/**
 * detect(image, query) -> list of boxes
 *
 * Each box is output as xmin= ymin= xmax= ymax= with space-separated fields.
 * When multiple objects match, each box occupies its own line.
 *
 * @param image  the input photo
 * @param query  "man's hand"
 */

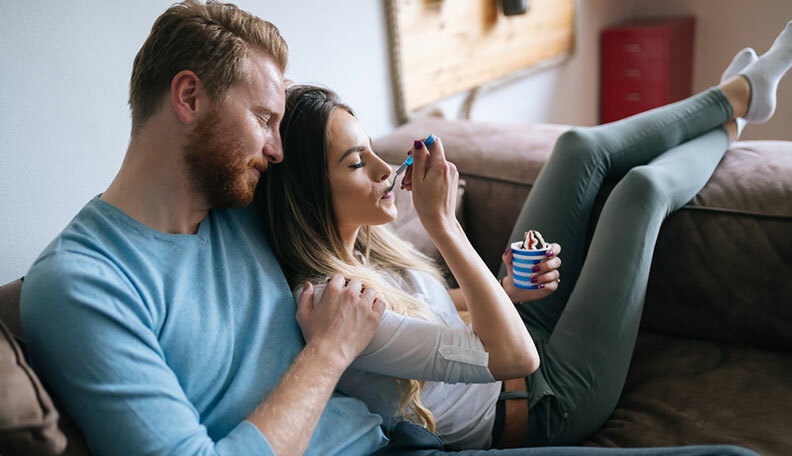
xmin=296 ymin=276 xmax=385 ymax=370
xmin=251 ymin=276 xmax=384 ymax=456
xmin=501 ymin=243 xmax=562 ymax=303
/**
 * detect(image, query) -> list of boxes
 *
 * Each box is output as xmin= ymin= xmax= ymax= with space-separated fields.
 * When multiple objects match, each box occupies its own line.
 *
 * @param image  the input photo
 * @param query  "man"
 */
xmin=20 ymin=1 xmax=386 ymax=455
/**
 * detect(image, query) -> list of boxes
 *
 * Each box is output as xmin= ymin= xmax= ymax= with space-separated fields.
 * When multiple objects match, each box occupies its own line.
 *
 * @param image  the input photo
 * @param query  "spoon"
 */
xmin=385 ymin=133 xmax=436 ymax=193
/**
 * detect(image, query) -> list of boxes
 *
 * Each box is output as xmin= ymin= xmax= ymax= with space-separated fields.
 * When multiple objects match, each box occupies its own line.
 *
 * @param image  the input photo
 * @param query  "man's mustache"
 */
xmin=253 ymin=159 xmax=269 ymax=174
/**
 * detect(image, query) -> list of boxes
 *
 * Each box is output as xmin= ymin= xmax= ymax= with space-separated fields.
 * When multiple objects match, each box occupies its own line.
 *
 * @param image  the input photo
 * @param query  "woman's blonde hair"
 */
xmin=260 ymin=85 xmax=446 ymax=431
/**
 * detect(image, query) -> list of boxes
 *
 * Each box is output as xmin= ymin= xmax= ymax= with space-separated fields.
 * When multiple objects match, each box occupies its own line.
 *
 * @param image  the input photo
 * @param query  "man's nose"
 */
xmin=265 ymin=135 xmax=284 ymax=164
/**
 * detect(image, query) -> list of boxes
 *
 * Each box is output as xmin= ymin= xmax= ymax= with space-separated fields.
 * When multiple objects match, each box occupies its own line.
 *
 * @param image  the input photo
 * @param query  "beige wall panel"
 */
xmin=390 ymin=0 xmax=576 ymax=111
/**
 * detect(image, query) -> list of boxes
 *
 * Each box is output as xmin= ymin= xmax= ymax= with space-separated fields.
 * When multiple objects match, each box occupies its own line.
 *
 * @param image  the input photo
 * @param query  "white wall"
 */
xmin=632 ymin=0 xmax=792 ymax=141
xmin=0 ymin=0 xmax=397 ymax=283
xmin=0 ymin=0 xmax=787 ymax=282
xmin=436 ymin=0 xmax=635 ymax=126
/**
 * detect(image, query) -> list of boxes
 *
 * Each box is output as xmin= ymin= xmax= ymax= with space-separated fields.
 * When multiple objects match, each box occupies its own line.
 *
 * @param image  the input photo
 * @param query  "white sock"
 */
xmin=721 ymin=48 xmax=758 ymax=140
xmin=740 ymin=21 xmax=792 ymax=123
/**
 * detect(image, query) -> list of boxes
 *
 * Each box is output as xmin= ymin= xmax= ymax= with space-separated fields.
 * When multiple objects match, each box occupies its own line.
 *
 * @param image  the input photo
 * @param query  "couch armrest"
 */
xmin=0 ymin=279 xmax=23 ymax=341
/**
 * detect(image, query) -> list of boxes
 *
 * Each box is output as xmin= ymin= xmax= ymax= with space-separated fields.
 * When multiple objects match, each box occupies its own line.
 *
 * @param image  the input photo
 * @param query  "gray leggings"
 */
xmin=499 ymin=87 xmax=734 ymax=445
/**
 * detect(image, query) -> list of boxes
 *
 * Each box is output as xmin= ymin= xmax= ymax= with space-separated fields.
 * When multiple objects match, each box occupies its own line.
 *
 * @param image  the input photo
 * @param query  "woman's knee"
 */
xmin=551 ymin=128 xmax=603 ymax=165
xmin=619 ymin=166 xmax=671 ymax=208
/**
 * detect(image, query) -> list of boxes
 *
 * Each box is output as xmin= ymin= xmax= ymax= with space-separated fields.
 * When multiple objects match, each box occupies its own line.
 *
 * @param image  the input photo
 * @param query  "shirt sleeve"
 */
xmin=293 ymin=283 xmax=495 ymax=384
xmin=21 ymin=252 xmax=274 ymax=456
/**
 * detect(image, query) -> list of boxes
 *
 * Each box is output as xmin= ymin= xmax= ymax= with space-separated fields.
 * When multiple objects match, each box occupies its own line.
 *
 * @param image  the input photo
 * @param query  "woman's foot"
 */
xmin=721 ymin=48 xmax=758 ymax=140
xmin=740 ymin=21 xmax=792 ymax=123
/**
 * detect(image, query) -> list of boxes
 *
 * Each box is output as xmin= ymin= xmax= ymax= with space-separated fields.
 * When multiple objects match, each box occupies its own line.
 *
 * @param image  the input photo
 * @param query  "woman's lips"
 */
xmin=381 ymin=190 xmax=394 ymax=200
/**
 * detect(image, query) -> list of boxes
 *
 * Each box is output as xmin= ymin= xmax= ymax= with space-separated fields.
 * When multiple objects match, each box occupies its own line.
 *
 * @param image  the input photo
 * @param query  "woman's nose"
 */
xmin=380 ymin=163 xmax=392 ymax=181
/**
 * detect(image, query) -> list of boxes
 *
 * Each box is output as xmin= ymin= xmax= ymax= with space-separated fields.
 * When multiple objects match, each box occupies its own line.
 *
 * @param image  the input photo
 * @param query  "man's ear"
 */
xmin=170 ymin=70 xmax=204 ymax=125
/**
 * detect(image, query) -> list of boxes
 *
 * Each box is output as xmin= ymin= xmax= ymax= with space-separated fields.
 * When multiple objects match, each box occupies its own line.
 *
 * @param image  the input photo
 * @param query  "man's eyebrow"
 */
xmin=337 ymin=146 xmax=367 ymax=163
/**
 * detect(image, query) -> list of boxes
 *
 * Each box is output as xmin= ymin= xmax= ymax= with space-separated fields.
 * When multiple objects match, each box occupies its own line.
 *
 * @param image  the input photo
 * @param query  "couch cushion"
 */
xmin=591 ymin=141 xmax=792 ymax=351
xmin=0 ymin=308 xmax=66 ymax=455
xmin=583 ymin=331 xmax=792 ymax=456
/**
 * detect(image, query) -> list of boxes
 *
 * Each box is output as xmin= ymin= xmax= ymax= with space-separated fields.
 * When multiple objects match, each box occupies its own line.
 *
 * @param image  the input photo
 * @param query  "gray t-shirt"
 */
xmin=293 ymin=268 xmax=501 ymax=450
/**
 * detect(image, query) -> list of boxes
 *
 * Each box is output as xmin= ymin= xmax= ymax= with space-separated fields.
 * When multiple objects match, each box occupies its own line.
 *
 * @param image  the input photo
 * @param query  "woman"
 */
xmin=261 ymin=24 xmax=791 ymax=451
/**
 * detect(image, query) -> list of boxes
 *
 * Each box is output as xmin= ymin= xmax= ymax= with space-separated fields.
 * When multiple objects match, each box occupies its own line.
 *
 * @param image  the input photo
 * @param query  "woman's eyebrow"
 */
xmin=337 ymin=146 xmax=367 ymax=163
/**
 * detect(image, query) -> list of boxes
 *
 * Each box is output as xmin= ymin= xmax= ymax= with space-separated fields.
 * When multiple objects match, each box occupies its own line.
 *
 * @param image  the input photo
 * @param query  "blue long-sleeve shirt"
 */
xmin=20 ymin=197 xmax=387 ymax=455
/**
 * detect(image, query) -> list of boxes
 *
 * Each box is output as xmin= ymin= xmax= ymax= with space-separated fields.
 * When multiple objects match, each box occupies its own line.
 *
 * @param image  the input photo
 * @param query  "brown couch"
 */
xmin=1 ymin=118 xmax=790 ymax=455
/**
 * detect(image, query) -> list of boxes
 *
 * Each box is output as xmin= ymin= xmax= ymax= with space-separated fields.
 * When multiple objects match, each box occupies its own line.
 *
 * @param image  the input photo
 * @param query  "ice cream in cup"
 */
xmin=510 ymin=230 xmax=552 ymax=290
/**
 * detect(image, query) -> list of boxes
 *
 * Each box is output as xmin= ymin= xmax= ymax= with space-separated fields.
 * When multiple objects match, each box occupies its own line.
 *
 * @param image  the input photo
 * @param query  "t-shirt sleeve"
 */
xmin=293 ymin=282 xmax=495 ymax=384
xmin=20 ymin=252 xmax=274 ymax=456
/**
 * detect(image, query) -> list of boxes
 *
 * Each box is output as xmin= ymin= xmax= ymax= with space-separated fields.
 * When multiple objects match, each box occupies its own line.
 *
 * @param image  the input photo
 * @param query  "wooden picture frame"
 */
xmin=386 ymin=0 xmax=577 ymax=122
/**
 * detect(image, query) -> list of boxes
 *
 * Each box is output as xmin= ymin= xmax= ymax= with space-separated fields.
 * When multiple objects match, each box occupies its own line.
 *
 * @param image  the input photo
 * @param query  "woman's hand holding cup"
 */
xmin=501 ymin=243 xmax=562 ymax=302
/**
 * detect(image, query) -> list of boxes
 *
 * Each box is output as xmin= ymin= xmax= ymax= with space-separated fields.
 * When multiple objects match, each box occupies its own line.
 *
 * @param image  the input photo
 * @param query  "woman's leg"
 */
xmin=500 ymin=26 xmax=792 ymax=445
xmin=524 ymin=127 xmax=730 ymax=445
xmin=500 ymin=86 xmax=734 ymax=338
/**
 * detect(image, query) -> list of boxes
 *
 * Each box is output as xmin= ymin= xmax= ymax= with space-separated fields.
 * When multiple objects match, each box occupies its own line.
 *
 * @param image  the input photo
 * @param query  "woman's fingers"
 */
xmin=538 ymin=279 xmax=559 ymax=292
xmin=530 ymin=255 xmax=561 ymax=275
xmin=502 ymin=248 xmax=514 ymax=273
xmin=402 ymin=165 xmax=412 ymax=190
xmin=411 ymin=139 xmax=429 ymax=186
xmin=427 ymin=135 xmax=445 ymax=162
xmin=501 ymin=248 xmax=515 ymax=277
xmin=404 ymin=135 xmax=448 ymax=191
xmin=534 ymin=269 xmax=560 ymax=285
xmin=401 ymin=147 xmax=413 ymax=190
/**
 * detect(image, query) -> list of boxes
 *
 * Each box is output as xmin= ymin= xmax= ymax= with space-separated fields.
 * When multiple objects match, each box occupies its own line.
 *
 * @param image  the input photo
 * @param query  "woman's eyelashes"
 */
xmin=349 ymin=149 xmax=380 ymax=169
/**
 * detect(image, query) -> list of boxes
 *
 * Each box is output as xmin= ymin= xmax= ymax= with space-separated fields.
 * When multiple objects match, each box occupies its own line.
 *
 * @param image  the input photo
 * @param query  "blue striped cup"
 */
xmin=510 ymin=241 xmax=552 ymax=289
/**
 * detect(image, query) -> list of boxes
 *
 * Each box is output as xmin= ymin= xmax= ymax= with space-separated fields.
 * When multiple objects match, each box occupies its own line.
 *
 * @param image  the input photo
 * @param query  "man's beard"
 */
xmin=183 ymin=108 xmax=267 ymax=209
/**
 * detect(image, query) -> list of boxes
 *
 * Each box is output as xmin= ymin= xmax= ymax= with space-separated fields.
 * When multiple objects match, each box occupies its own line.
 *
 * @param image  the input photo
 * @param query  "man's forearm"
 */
xmin=247 ymin=341 xmax=348 ymax=456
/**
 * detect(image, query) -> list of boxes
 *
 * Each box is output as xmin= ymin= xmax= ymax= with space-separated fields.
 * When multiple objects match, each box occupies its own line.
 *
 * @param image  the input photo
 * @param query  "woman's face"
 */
xmin=326 ymin=109 xmax=397 ymax=231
